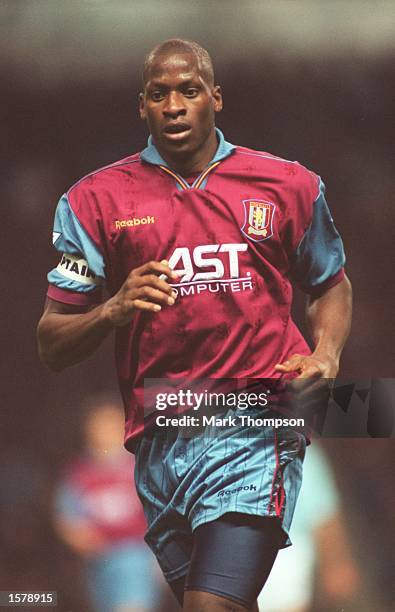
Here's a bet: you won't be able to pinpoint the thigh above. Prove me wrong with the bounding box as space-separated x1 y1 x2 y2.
183 513 284 609
134 432 194 583
168 575 187 607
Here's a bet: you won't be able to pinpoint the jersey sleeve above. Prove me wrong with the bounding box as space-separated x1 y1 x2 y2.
47 194 106 305
290 179 345 295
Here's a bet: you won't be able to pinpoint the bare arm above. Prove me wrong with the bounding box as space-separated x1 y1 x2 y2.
37 260 178 371
275 274 352 378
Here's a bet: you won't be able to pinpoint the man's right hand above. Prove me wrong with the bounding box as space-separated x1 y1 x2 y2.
37 259 179 371
102 259 178 327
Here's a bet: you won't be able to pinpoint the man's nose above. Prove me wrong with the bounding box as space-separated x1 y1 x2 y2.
163 91 186 117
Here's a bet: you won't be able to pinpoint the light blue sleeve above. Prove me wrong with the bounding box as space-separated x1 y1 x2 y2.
291 180 345 293
47 194 105 294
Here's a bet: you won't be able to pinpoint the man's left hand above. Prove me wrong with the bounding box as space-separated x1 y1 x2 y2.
274 352 339 379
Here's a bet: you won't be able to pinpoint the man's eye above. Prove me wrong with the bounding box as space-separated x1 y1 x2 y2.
151 91 164 101
185 88 198 98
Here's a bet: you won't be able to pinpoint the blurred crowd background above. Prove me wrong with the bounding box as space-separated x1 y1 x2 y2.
1 1 394 611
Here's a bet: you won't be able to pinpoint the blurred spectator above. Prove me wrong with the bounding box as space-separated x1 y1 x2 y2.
258 442 360 612
53 395 161 612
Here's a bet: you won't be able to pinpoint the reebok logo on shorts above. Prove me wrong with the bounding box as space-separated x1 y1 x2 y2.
218 484 257 497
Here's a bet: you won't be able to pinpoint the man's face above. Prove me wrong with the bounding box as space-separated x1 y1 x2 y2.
140 52 222 164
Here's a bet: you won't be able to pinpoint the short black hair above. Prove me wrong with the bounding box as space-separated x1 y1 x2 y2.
143 38 215 86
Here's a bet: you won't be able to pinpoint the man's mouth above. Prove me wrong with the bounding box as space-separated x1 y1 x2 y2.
162 123 192 141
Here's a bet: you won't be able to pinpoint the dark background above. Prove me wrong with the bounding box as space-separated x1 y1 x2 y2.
1 2 394 610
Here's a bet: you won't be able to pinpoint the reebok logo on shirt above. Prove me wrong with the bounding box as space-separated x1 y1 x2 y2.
115 216 155 230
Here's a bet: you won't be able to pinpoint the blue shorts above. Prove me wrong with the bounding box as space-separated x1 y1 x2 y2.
134 408 306 583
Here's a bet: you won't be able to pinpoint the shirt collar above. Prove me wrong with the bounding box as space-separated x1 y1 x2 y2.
140 128 235 168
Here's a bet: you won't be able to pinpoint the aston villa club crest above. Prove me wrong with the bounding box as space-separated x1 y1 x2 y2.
241 199 276 242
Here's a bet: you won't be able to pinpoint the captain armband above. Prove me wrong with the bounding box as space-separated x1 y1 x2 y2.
56 253 102 286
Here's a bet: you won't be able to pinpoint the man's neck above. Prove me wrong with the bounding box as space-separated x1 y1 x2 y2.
156 130 218 177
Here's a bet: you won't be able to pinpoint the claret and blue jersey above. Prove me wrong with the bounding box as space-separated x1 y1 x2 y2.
47 129 345 447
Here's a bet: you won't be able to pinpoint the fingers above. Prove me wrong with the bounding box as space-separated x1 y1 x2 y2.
134 274 176 297
130 260 178 300
294 365 323 380
136 285 176 308
134 259 178 282
132 299 163 313
274 354 305 374
127 259 178 305
106 259 180 326
275 354 325 379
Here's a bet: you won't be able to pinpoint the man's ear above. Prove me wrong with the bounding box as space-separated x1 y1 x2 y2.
139 93 146 120
213 85 223 113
